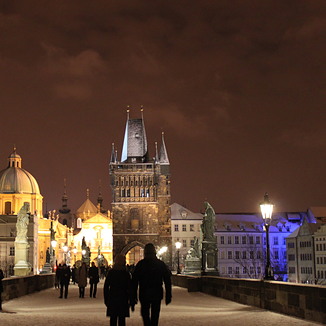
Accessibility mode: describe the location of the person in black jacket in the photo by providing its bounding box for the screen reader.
[104,254,131,326]
[59,264,71,299]
[131,243,172,326]
[89,261,99,298]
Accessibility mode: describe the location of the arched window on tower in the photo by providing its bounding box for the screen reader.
[5,201,12,215]
[77,218,82,229]
[63,219,68,226]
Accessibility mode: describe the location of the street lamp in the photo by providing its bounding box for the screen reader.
[260,192,274,280]
[175,241,182,274]
[63,245,68,264]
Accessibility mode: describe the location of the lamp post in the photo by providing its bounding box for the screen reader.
[50,221,57,271]
[72,247,77,264]
[175,241,182,274]
[63,244,68,264]
[260,192,274,280]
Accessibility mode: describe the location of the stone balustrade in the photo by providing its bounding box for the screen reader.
[172,274,326,324]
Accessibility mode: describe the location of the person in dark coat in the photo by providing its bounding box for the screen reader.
[104,254,131,326]
[0,268,4,311]
[78,262,88,298]
[59,264,71,299]
[89,261,99,298]
[131,243,172,326]
[55,263,61,289]
[71,264,77,285]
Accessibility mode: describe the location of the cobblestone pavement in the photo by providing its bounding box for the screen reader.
[1,282,322,326]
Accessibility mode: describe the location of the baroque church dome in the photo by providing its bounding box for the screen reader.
[0,149,40,195]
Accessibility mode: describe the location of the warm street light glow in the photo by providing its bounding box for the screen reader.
[63,245,68,252]
[260,192,274,280]
[72,248,77,255]
[51,240,57,248]
[175,241,182,250]
[157,246,168,256]
[260,192,274,225]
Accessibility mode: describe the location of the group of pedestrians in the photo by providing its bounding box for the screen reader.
[104,243,172,326]
[54,242,172,326]
[55,261,100,299]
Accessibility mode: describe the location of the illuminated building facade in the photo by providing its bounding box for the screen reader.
[0,149,43,275]
[109,110,172,264]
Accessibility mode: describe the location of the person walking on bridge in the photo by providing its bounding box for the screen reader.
[104,254,131,326]
[131,243,172,326]
[89,261,99,298]
[59,264,71,299]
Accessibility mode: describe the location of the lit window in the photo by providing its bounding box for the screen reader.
[182,224,186,232]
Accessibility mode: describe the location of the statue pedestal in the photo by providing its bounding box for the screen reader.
[201,239,219,276]
[14,240,30,276]
[41,262,52,273]
[184,257,202,275]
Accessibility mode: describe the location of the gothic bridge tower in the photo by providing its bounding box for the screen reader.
[109,110,171,264]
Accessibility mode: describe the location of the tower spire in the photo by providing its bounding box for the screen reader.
[159,131,169,164]
[155,141,159,162]
[97,179,103,211]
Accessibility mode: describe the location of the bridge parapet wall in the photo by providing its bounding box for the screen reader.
[172,275,326,324]
[2,273,55,301]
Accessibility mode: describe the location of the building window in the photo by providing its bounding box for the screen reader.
[235,236,239,244]
[274,250,279,259]
[5,201,12,215]
[288,254,295,261]
[273,237,278,245]
[256,236,260,244]
[242,236,247,244]
[243,267,247,274]
[250,266,254,275]
[190,224,194,232]
[257,251,261,259]
[228,267,232,275]
[182,224,186,232]
[257,266,261,274]
[9,247,15,256]
[289,267,295,274]
[190,239,195,247]
[242,251,247,259]
[250,251,254,259]
[182,240,187,247]
[249,236,254,245]
[235,266,240,275]
[220,236,225,245]
[174,224,179,232]
[77,218,82,229]
[228,251,232,259]
[288,242,295,249]
[235,251,240,259]
[228,236,232,244]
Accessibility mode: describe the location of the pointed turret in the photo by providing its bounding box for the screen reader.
[59,178,70,214]
[121,108,149,163]
[159,132,169,164]
[155,141,159,162]
[97,180,104,211]
[110,143,116,163]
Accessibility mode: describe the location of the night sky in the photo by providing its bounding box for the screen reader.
[1,1,326,214]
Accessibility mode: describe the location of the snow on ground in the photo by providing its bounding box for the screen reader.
[1,282,321,326]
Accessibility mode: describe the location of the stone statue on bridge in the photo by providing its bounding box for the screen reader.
[16,203,30,240]
[201,201,215,241]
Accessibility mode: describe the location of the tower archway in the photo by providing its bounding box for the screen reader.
[120,241,144,265]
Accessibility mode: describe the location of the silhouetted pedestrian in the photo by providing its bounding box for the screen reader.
[0,268,4,310]
[78,262,88,298]
[131,243,172,326]
[55,263,61,289]
[89,261,99,298]
[71,264,77,284]
[59,264,71,299]
[104,254,131,326]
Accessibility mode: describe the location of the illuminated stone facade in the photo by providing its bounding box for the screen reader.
[110,111,171,264]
